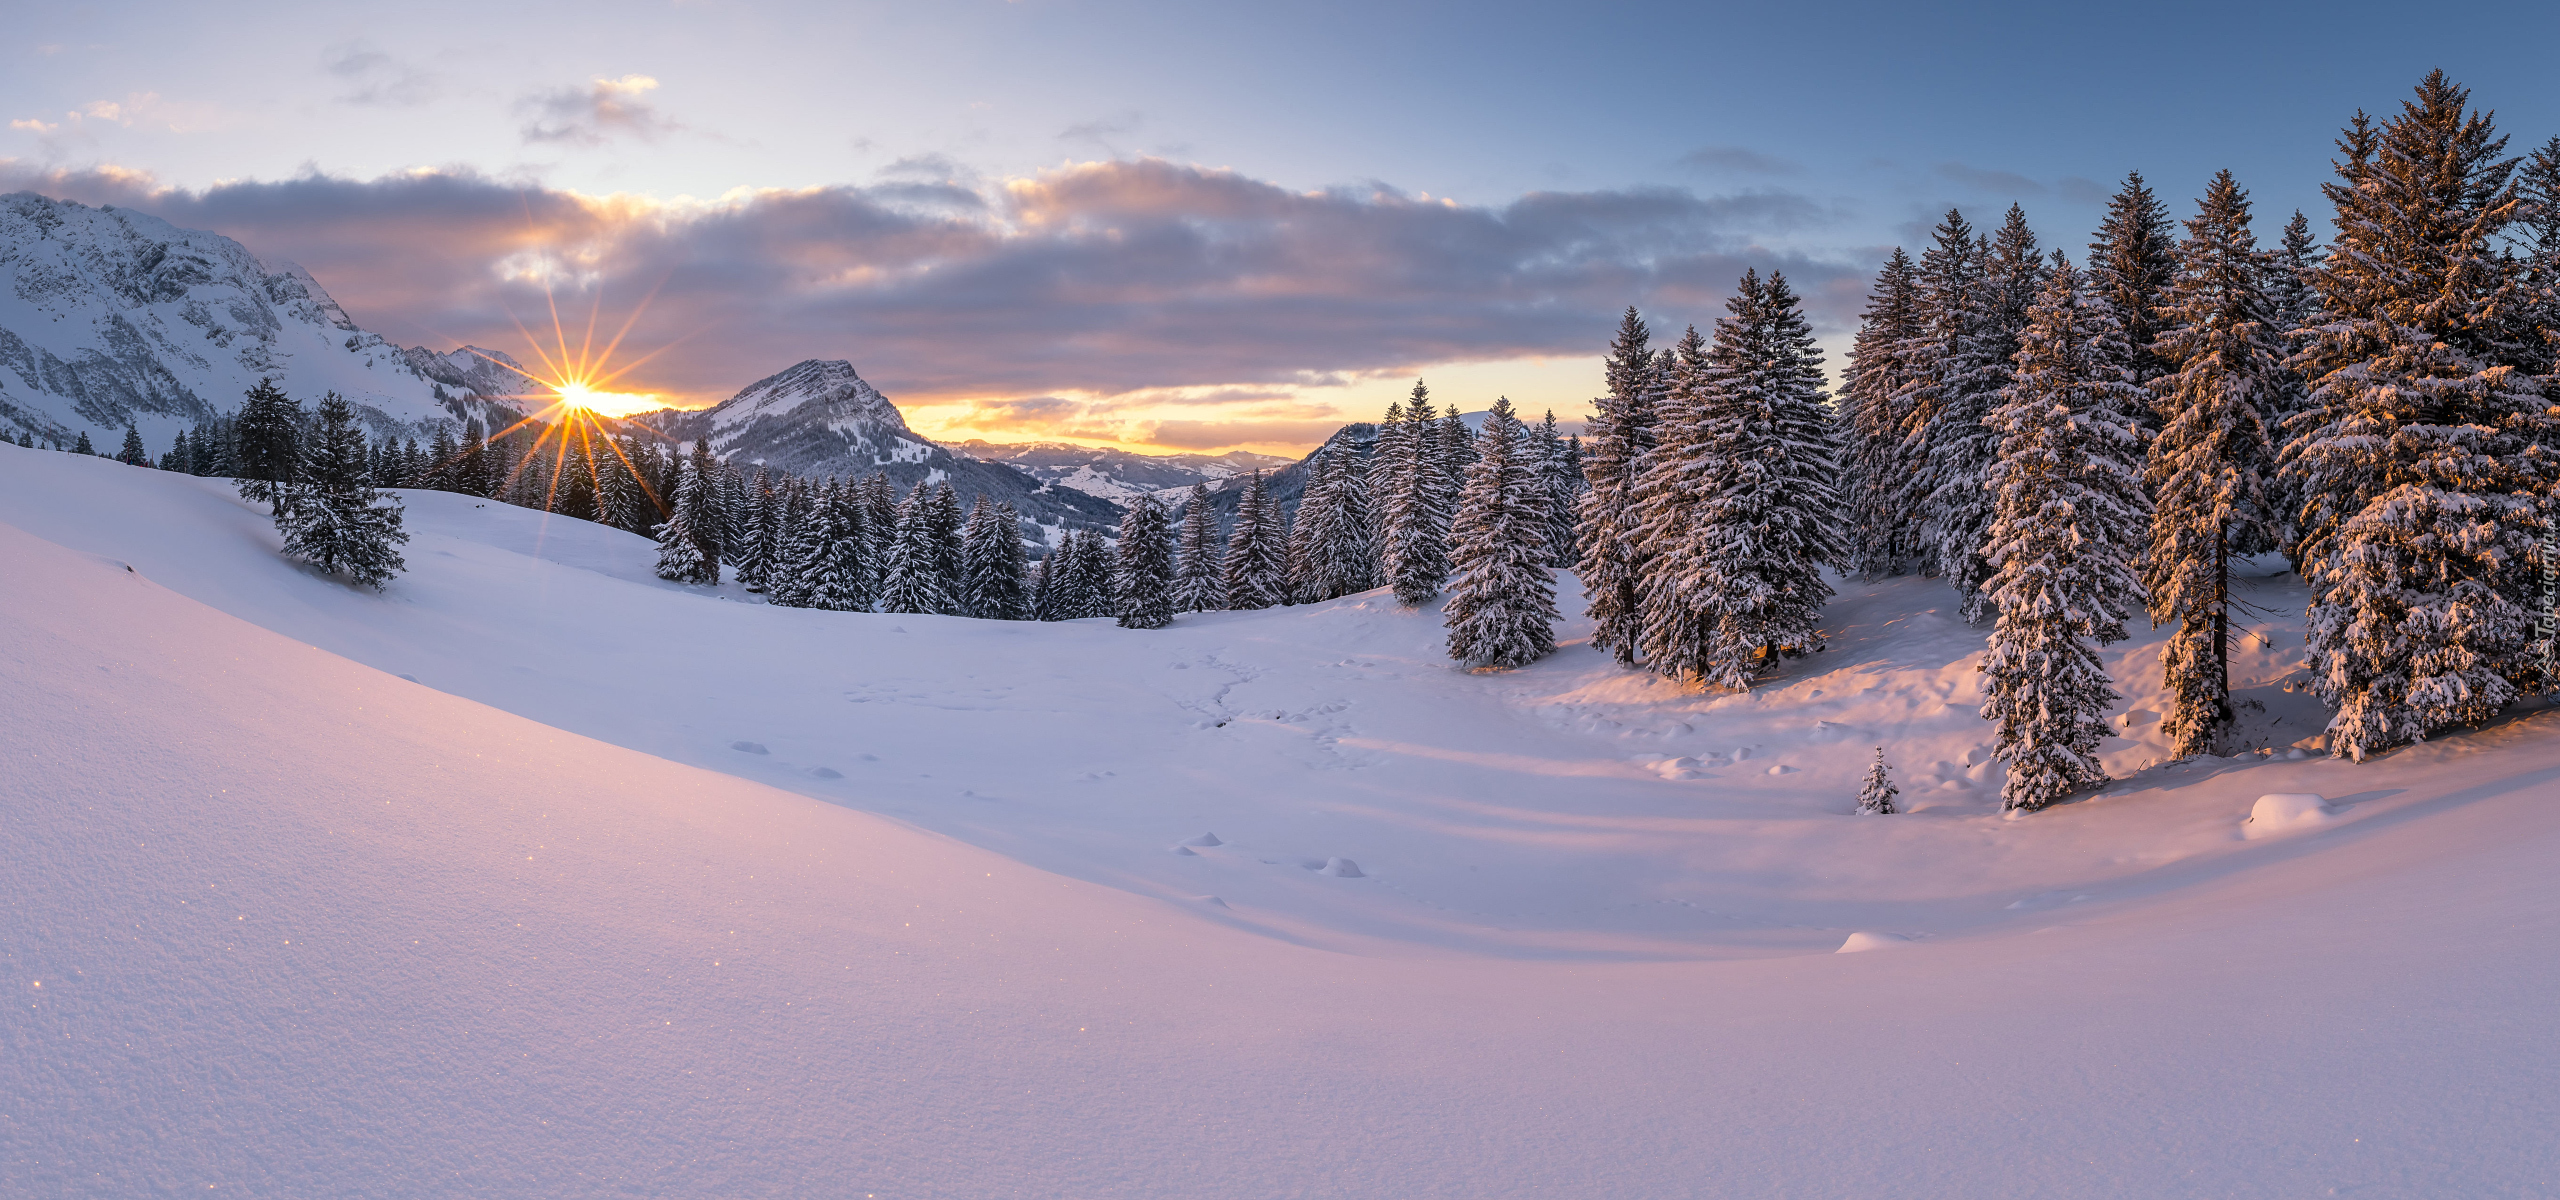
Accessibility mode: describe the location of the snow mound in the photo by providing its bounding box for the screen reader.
[1836,931,1915,953]
[1183,832,1224,847]
[2245,793,2336,838]
[1318,857,1365,878]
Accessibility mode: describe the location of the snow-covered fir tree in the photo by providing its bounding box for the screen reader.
[1856,748,1898,815]
[1171,484,1227,613]
[1628,323,1716,678]
[2283,74,2558,758]
[1533,410,1581,567]
[276,392,409,590]
[1689,271,1844,689]
[1367,395,1414,546]
[1578,308,1659,665]
[2260,210,2326,565]
[805,480,873,612]
[2145,171,2285,759]
[1905,208,2013,623]
[2084,172,2182,439]
[1445,396,1558,668]
[654,457,720,585]
[734,468,777,591]
[1840,249,1926,576]
[231,378,302,514]
[163,429,191,474]
[2512,135,2560,375]
[116,425,147,466]
[1379,381,1456,607]
[925,482,966,600]
[1069,527,1116,619]
[1978,258,2150,812]
[961,495,1031,620]
[1222,471,1288,610]
[881,487,956,615]
[1296,447,1376,602]
[1114,492,1177,629]
[765,478,821,607]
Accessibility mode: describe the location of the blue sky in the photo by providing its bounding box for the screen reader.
[7,0,2556,449]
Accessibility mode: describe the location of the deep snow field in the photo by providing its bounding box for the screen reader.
[5,442,2557,1198]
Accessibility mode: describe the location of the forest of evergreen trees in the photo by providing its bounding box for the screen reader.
[34,72,2560,812]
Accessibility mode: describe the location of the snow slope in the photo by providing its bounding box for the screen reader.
[6,442,2559,1196]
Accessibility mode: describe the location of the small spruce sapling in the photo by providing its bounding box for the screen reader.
[1857,748,1899,815]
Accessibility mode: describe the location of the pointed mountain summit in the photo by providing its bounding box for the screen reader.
[638,360,1121,532]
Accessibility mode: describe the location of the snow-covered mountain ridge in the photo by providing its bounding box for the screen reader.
[0,192,537,448]
[953,439,1293,502]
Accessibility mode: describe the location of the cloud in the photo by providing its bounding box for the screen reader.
[519,75,679,146]
[1934,162,2047,196]
[1058,112,1143,156]
[1679,146,1803,176]
[9,118,60,135]
[1,159,1870,426]
[2056,175,2109,205]
[327,42,439,108]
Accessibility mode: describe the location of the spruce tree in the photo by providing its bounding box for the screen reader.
[1223,471,1288,609]
[1906,209,2010,623]
[2084,172,2182,438]
[653,458,719,585]
[554,434,597,521]
[806,482,873,612]
[1689,271,1845,689]
[1840,249,1926,576]
[926,482,966,599]
[1381,382,1456,607]
[2284,73,2555,758]
[1445,397,1558,668]
[1304,447,1377,600]
[1172,484,1227,612]
[232,378,302,514]
[1069,526,1116,618]
[962,497,1031,619]
[1629,323,1716,679]
[765,478,821,608]
[426,425,460,491]
[1367,396,1413,552]
[2261,210,2326,566]
[276,393,408,589]
[2145,171,2285,759]
[165,429,191,473]
[1856,748,1899,816]
[1115,492,1178,629]
[1979,259,2150,812]
[1578,309,1660,663]
[117,425,148,466]
[1533,410,1581,567]
[881,487,956,615]
[73,430,95,455]
[734,468,777,591]
[1032,536,1073,621]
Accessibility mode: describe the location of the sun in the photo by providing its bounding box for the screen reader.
[545,377,665,419]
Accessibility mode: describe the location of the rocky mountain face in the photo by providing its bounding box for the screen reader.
[633,360,1123,532]
[953,440,1292,503]
[0,192,527,448]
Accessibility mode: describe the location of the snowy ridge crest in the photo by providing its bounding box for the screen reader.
[0,191,526,446]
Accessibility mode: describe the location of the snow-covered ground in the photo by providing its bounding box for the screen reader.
[5,442,2558,1197]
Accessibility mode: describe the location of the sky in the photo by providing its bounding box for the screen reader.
[6,0,2557,453]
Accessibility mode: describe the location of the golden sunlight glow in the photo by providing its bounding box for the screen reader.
[549,379,665,418]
